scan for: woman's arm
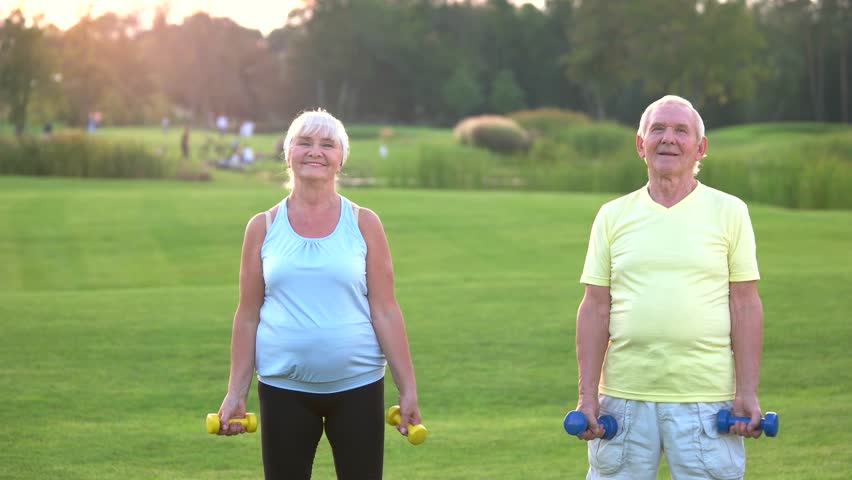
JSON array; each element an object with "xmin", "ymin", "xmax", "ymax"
[
  {"xmin": 217, "ymin": 212, "xmax": 267, "ymax": 435},
  {"xmin": 359, "ymin": 207, "xmax": 421, "ymax": 434}
]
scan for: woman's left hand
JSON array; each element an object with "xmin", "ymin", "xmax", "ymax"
[{"xmin": 396, "ymin": 393, "xmax": 422, "ymax": 436}]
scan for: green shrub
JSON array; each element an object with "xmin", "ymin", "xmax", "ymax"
[
  {"xmin": 549, "ymin": 122, "xmax": 635, "ymax": 160},
  {"xmin": 701, "ymin": 155, "xmax": 852, "ymax": 210},
  {"xmin": 0, "ymin": 132, "xmax": 174, "ymax": 179},
  {"xmin": 453, "ymin": 115, "xmax": 531, "ymax": 155},
  {"xmin": 525, "ymin": 138, "xmax": 578, "ymax": 165},
  {"xmin": 385, "ymin": 144, "xmax": 492, "ymax": 189},
  {"xmin": 509, "ymin": 108, "xmax": 591, "ymax": 138},
  {"xmin": 519, "ymin": 157, "xmax": 646, "ymax": 193},
  {"xmin": 345, "ymin": 124, "xmax": 385, "ymax": 140}
]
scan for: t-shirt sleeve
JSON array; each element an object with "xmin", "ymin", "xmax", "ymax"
[
  {"xmin": 728, "ymin": 202, "xmax": 760, "ymax": 282},
  {"xmin": 580, "ymin": 206, "xmax": 611, "ymax": 286}
]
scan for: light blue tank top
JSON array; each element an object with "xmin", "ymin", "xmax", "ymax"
[{"xmin": 255, "ymin": 195, "xmax": 386, "ymax": 393}]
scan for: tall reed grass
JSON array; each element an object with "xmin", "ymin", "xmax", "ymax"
[
  {"xmin": 0, "ymin": 132, "xmax": 174, "ymax": 179},
  {"xmin": 509, "ymin": 107, "xmax": 592, "ymax": 137},
  {"xmin": 702, "ymin": 156, "xmax": 852, "ymax": 209},
  {"xmin": 384, "ymin": 144, "xmax": 490, "ymax": 189},
  {"xmin": 389, "ymin": 128, "xmax": 852, "ymax": 209}
]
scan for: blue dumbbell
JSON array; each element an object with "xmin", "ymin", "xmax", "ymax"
[
  {"xmin": 563, "ymin": 410, "xmax": 618, "ymax": 440},
  {"xmin": 716, "ymin": 409, "xmax": 779, "ymax": 437}
]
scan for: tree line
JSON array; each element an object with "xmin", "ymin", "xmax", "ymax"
[{"xmin": 1, "ymin": 0, "xmax": 850, "ymax": 135}]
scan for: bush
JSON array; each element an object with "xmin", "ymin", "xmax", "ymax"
[
  {"xmin": 519, "ymin": 158, "xmax": 647, "ymax": 193},
  {"xmin": 384, "ymin": 143, "xmax": 494, "ymax": 189},
  {"xmin": 453, "ymin": 115, "xmax": 531, "ymax": 155},
  {"xmin": 701, "ymin": 155, "xmax": 852, "ymax": 210},
  {"xmin": 345, "ymin": 124, "xmax": 384, "ymax": 140},
  {"xmin": 0, "ymin": 132, "xmax": 175, "ymax": 179},
  {"xmin": 509, "ymin": 108, "xmax": 591, "ymax": 138},
  {"xmin": 549, "ymin": 122, "xmax": 636, "ymax": 160}
]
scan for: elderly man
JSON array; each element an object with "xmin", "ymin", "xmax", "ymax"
[{"xmin": 573, "ymin": 95, "xmax": 764, "ymax": 479}]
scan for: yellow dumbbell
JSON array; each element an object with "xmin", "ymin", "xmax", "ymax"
[
  {"xmin": 206, "ymin": 413, "xmax": 258, "ymax": 434},
  {"xmin": 385, "ymin": 405, "xmax": 427, "ymax": 445}
]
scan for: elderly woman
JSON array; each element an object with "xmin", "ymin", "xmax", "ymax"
[{"xmin": 215, "ymin": 109, "xmax": 421, "ymax": 479}]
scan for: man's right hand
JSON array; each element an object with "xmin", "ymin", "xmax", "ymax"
[{"xmin": 575, "ymin": 398, "xmax": 605, "ymax": 441}]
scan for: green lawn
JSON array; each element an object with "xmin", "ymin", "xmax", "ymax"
[{"xmin": 1, "ymin": 176, "xmax": 850, "ymax": 479}]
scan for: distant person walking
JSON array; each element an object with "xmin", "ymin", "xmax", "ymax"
[
  {"xmin": 572, "ymin": 95, "xmax": 764, "ymax": 479},
  {"xmin": 240, "ymin": 120, "xmax": 255, "ymax": 138},
  {"xmin": 180, "ymin": 126, "xmax": 190, "ymax": 160},
  {"xmin": 216, "ymin": 114, "xmax": 228, "ymax": 137},
  {"xmin": 87, "ymin": 112, "xmax": 99, "ymax": 133},
  {"xmin": 241, "ymin": 145, "xmax": 255, "ymax": 165},
  {"xmin": 214, "ymin": 109, "xmax": 421, "ymax": 479}
]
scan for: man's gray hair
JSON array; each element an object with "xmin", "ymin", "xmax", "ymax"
[
  {"xmin": 637, "ymin": 95, "xmax": 707, "ymax": 175},
  {"xmin": 637, "ymin": 95, "xmax": 705, "ymax": 142}
]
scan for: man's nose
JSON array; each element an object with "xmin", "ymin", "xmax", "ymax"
[{"xmin": 661, "ymin": 127, "xmax": 676, "ymax": 143}]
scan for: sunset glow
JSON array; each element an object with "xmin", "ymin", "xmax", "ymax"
[
  {"xmin": 9, "ymin": 0, "xmax": 306, "ymax": 35},
  {"xmin": 8, "ymin": 0, "xmax": 547, "ymax": 35}
]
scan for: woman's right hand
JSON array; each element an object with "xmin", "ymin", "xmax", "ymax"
[{"xmin": 217, "ymin": 394, "xmax": 248, "ymax": 436}]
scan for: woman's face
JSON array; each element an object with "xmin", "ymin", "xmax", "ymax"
[{"xmin": 288, "ymin": 132, "xmax": 343, "ymax": 183}]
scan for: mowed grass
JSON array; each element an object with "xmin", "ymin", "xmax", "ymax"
[{"xmin": 1, "ymin": 176, "xmax": 851, "ymax": 479}]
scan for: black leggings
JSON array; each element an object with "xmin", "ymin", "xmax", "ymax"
[{"xmin": 257, "ymin": 379, "xmax": 385, "ymax": 480}]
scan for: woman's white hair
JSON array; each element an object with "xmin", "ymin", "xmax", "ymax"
[
  {"xmin": 282, "ymin": 109, "xmax": 350, "ymax": 166},
  {"xmin": 280, "ymin": 109, "xmax": 349, "ymax": 189}
]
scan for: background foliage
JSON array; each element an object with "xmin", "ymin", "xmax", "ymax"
[{"xmin": 1, "ymin": 0, "xmax": 850, "ymax": 133}]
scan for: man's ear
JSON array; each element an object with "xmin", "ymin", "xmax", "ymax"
[{"xmin": 697, "ymin": 137, "xmax": 708, "ymax": 158}]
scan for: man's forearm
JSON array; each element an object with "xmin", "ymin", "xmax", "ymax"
[
  {"xmin": 730, "ymin": 282, "xmax": 763, "ymax": 396},
  {"xmin": 576, "ymin": 294, "xmax": 610, "ymax": 399}
]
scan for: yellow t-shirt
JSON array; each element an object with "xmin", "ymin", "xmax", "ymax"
[{"xmin": 580, "ymin": 181, "xmax": 760, "ymax": 402}]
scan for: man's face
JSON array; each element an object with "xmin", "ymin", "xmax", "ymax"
[{"xmin": 636, "ymin": 102, "xmax": 706, "ymax": 178}]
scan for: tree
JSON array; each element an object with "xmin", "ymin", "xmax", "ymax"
[
  {"xmin": 0, "ymin": 10, "xmax": 52, "ymax": 135},
  {"xmin": 489, "ymin": 69, "xmax": 527, "ymax": 113},
  {"xmin": 669, "ymin": 0, "xmax": 766, "ymax": 109},
  {"xmin": 563, "ymin": 0, "xmax": 642, "ymax": 120},
  {"xmin": 57, "ymin": 14, "xmax": 114, "ymax": 126},
  {"xmin": 442, "ymin": 67, "xmax": 484, "ymax": 121},
  {"xmin": 750, "ymin": 0, "xmax": 850, "ymax": 123}
]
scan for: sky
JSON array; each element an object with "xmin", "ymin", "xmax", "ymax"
[{"xmin": 9, "ymin": 0, "xmax": 548, "ymax": 36}]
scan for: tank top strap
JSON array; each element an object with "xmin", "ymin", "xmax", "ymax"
[{"xmin": 350, "ymin": 200, "xmax": 361, "ymax": 227}]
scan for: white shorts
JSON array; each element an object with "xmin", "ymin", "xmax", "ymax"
[{"xmin": 586, "ymin": 395, "xmax": 746, "ymax": 480}]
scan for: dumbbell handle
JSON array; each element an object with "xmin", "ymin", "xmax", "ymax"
[
  {"xmin": 206, "ymin": 413, "xmax": 258, "ymax": 434},
  {"xmin": 385, "ymin": 405, "xmax": 428, "ymax": 445},
  {"xmin": 716, "ymin": 410, "xmax": 779, "ymax": 437},
  {"xmin": 728, "ymin": 415, "xmax": 765, "ymax": 428},
  {"xmin": 563, "ymin": 410, "xmax": 618, "ymax": 440}
]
